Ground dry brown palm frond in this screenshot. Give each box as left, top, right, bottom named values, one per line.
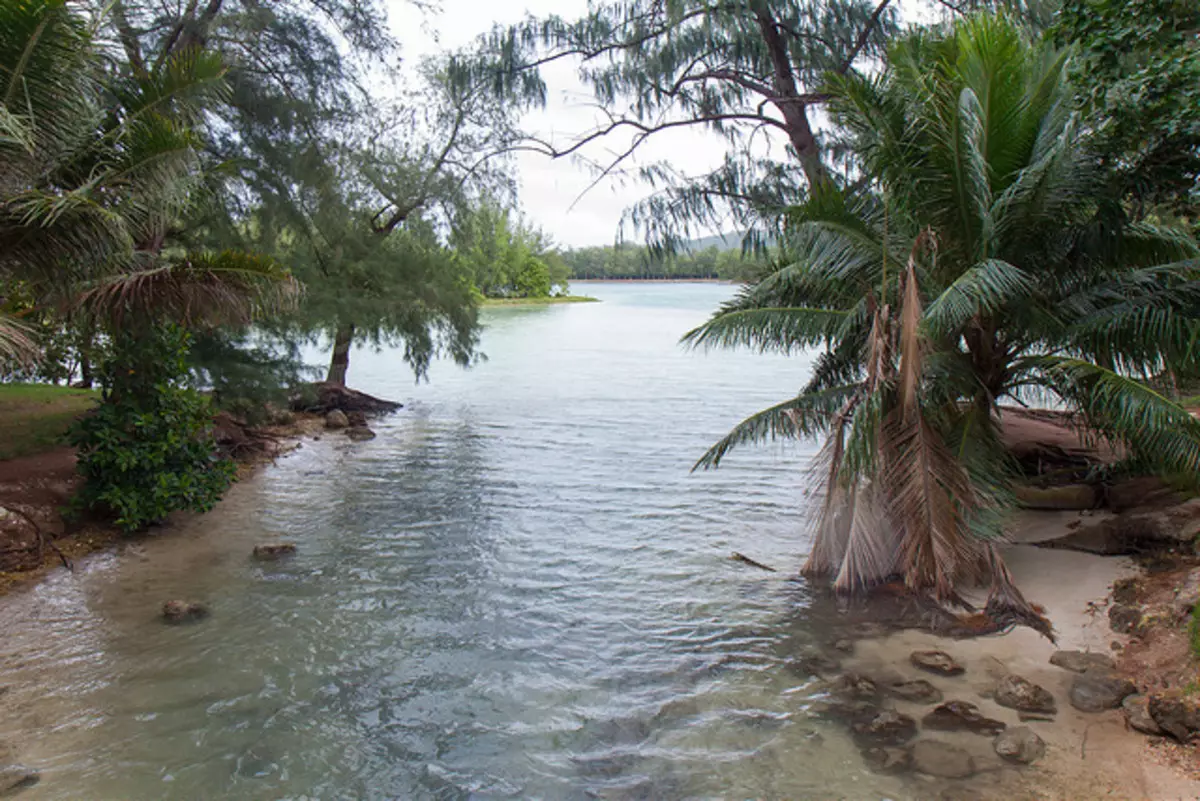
left=833, top=482, right=896, bottom=592
left=981, top=543, right=1056, bottom=642
left=801, top=423, right=851, bottom=577
left=0, top=313, right=38, bottom=364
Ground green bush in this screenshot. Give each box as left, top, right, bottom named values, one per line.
left=69, top=324, right=236, bottom=531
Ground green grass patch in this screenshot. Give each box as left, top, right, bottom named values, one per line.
left=0, top=382, right=98, bottom=461
left=481, top=295, right=600, bottom=306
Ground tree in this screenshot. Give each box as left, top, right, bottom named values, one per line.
left=469, top=0, right=900, bottom=249
left=685, top=15, right=1200, bottom=633
left=450, top=201, right=565, bottom=298
left=1054, top=0, right=1200, bottom=217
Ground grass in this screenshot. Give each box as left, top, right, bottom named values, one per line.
left=0, top=382, right=98, bottom=461
left=481, top=295, right=600, bottom=306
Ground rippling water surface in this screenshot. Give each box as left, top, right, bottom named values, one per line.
left=0, top=282, right=914, bottom=799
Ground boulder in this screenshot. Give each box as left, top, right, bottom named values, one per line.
left=324, top=409, right=349, bottom=429
left=1122, top=694, right=1162, bottom=735
left=850, top=709, right=919, bottom=747
left=252, top=542, right=297, bottom=560
left=1105, top=476, right=1183, bottom=512
left=911, top=740, right=975, bottom=779
left=0, top=765, right=40, bottom=795
left=993, top=675, right=1056, bottom=716
left=162, top=600, right=209, bottom=624
left=1148, top=691, right=1200, bottom=741
left=887, top=679, right=943, bottom=704
left=831, top=672, right=879, bottom=702
left=1108, top=603, right=1143, bottom=634
left=1014, top=483, right=1098, bottom=510
left=1172, top=568, right=1200, bottom=618
left=993, top=726, right=1046, bottom=764
left=1069, top=672, right=1136, bottom=713
left=861, top=745, right=912, bottom=774
left=921, top=700, right=1006, bottom=736
left=345, top=427, right=377, bottom=441
left=910, top=650, right=965, bottom=676
left=1049, top=650, right=1116, bottom=674
left=346, top=410, right=369, bottom=428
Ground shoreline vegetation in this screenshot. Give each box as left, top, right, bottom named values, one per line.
left=481, top=295, right=600, bottom=306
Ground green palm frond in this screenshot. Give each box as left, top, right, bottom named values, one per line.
left=681, top=307, right=849, bottom=354
left=924, top=258, right=1034, bottom=337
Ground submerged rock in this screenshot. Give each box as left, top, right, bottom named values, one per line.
left=861, top=745, right=912, bottom=774
left=162, top=600, right=209, bottom=624
left=1109, top=603, right=1143, bottom=634
left=911, top=740, right=975, bottom=779
left=1123, top=694, right=1163, bottom=735
left=1148, top=691, right=1200, bottom=741
left=887, top=679, right=943, bottom=704
left=788, top=647, right=841, bottom=678
left=1049, top=650, right=1116, bottom=674
left=1069, top=672, right=1136, bottom=712
left=850, top=709, right=918, bottom=747
left=922, top=700, right=1006, bottom=736
left=0, top=765, right=40, bottom=796
left=993, top=675, right=1056, bottom=716
left=345, top=427, right=377, bottom=441
left=252, top=542, right=297, bottom=560
left=910, top=650, right=965, bottom=676
left=324, top=409, right=349, bottom=429
left=831, top=672, right=879, bottom=702
left=993, top=726, right=1046, bottom=764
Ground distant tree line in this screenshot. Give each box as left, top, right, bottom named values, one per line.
left=559, top=244, right=769, bottom=282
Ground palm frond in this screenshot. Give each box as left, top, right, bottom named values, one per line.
left=682, top=307, right=849, bottom=354
left=924, top=258, right=1034, bottom=338
left=0, top=312, right=37, bottom=363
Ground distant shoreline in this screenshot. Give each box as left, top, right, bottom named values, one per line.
left=481, top=295, right=600, bottom=307
left=570, top=278, right=734, bottom=284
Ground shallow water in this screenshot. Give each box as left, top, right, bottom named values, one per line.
left=0, top=283, right=917, bottom=799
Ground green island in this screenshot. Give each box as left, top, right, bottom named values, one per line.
left=1, top=0, right=1200, bottom=798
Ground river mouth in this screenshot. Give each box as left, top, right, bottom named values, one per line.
left=0, top=282, right=1126, bottom=800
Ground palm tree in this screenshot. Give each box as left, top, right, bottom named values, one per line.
left=686, top=14, right=1200, bottom=634
left=0, top=0, right=296, bottom=354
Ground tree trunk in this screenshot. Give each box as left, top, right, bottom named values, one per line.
left=326, top=323, right=355, bottom=386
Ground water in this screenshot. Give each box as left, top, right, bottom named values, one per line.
left=0, top=283, right=913, bottom=799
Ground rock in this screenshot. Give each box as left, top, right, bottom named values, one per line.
left=1014, top=483, right=1098, bottom=510
left=1106, top=476, right=1182, bottom=512
left=1108, top=603, right=1143, bottom=634
left=993, top=726, right=1046, bottom=764
left=1049, top=650, right=1116, bottom=674
left=0, top=765, right=40, bottom=795
left=1123, top=694, right=1163, bottom=735
left=1148, top=691, right=1200, bottom=741
left=293, top=382, right=402, bottom=415
left=861, top=745, right=912, bottom=774
left=887, top=679, right=943, bottom=704
left=832, top=639, right=855, bottom=654
left=345, top=427, right=377, bottom=441
left=324, top=409, right=349, bottom=429
left=922, top=700, right=1007, bottom=736
left=162, top=600, right=209, bottom=624
left=1111, top=577, right=1140, bottom=605
left=850, top=709, right=918, bottom=747
left=993, top=675, right=1056, bottom=716
left=1172, top=568, right=1200, bottom=618
left=1069, top=672, right=1136, bottom=712
left=252, top=542, right=297, bottom=560
left=811, top=698, right=880, bottom=726
left=911, top=740, right=975, bottom=779
left=910, top=650, right=965, bottom=676
left=346, top=410, right=369, bottom=427
left=831, top=672, right=879, bottom=701
left=788, top=648, right=841, bottom=678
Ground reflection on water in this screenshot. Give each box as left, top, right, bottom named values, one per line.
left=0, top=283, right=912, bottom=799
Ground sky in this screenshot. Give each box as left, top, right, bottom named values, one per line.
left=384, top=0, right=760, bottom=248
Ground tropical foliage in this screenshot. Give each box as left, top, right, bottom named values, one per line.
left=686, top=14, right=1200, bottom=632
left=562, top=240, right=771, bottom=282
left=451, top=203, right=570, bottom=298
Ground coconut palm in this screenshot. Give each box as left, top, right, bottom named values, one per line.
left=0, top=0, right=296, bottom=354
left=686, top=14, right=1200, bottom=634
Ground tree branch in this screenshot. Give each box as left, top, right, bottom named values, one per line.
left=838, top=0, right=894, bottom=75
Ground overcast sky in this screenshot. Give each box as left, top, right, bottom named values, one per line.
left=383, top=0, right=932, bottom=248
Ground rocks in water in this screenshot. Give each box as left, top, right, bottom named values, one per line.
left=324, top=409, right=349, bottom=429
left=993, top=675, right=1056, bottom=716
left=911, top=740, right=975, bottom=779
left=1049, top=650, right=1116, bottom=674
left=887, top=678, right=944, bottom=704
left=162, top=600, right=209, bottom=624
left=1108, top=603, right=1143, bottom=634
left=811, top=698, right=879, bottom=726
left=910, top=650, right=965, bottom=676
left=831, top=672, right=879, bottom=701
left=788, top=648, right=841, bottom=678
left=861, top=745, right=912, bottom=774
left=922, top=700, right=1006, bottom=736
left=1069, top=671, right=1136, bottom=712
left=832, top=639, right=855, bottom=654
left=346, top=410, right=368, bottom=428
left=1148, top=691, right=1200, bottom=741
left=993, top=726, right=1046, bottom=764
left=0, top=765, right=40, bottom=795
left=252, top=542, right=297, bottom=560
left=850, top=709, right=918, bottom=747
left=1123, top=694, right=1163, bottom=735
left=345, top=427, right=376, bottom=441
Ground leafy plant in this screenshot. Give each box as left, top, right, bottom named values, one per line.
left=69, top=325, right=235, bottom=532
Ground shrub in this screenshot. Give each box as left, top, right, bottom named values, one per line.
left=69, top=324, right=236, bottom=531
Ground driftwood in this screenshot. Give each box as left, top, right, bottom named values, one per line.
left=731, top=552, right=777, bottom=572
